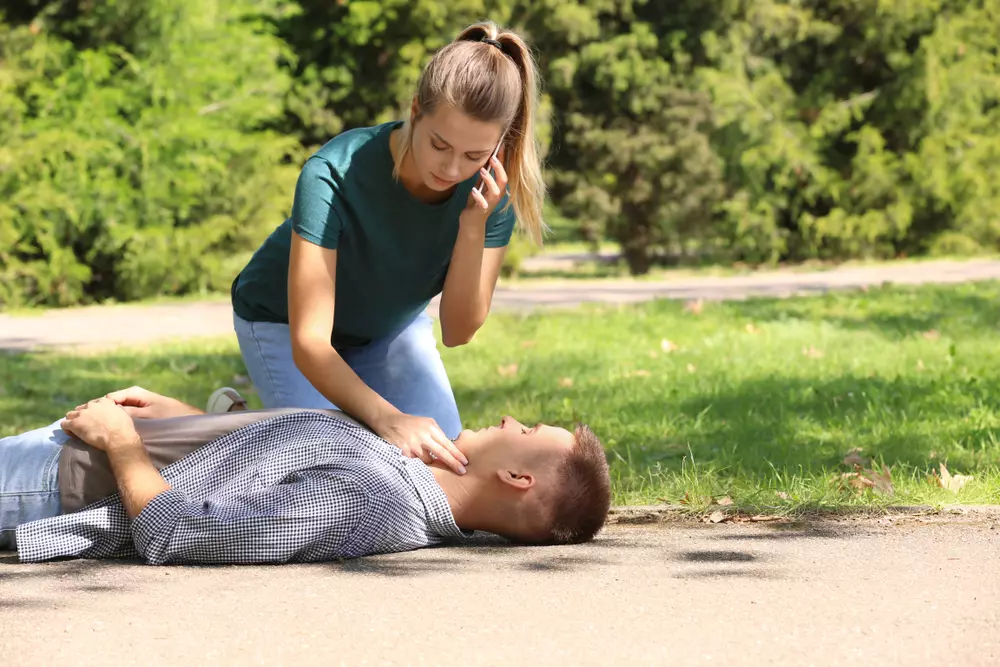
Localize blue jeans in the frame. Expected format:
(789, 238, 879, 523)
(233, 311, 463, 438)
(0, 421, 65, 549)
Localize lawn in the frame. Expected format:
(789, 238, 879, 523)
(3, 281, 999, 511)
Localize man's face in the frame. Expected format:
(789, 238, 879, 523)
(455, 416, 576, 465)
(410, 104, 504, 192)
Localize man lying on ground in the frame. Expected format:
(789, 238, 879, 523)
(1, 387, 611, 565)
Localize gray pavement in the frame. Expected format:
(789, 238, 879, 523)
(2, 258, 1000, 352)
(2, 510, 998, 666)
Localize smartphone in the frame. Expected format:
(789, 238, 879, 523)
(473, 132, 506, 196)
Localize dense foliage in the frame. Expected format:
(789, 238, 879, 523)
(2, 0, 997, 306)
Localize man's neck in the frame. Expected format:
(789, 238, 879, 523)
(430, 466, 488, 531)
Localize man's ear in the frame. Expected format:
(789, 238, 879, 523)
(496, 469, 535, 490)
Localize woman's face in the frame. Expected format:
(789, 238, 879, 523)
(410, 105, 504, 192)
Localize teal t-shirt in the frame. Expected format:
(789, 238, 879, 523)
(231, 121, 516, 349)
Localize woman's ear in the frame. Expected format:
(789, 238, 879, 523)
(410, 96, 420, 121)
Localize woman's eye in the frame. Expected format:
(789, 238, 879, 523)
(431, 142, 447, 151)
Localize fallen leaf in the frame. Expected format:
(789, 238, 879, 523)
(520, 340, 536, 349)
(660, 338, 678, 353)
(625, 369, 651, 378)
(649, 351, 660, 359)
(716, 496, 734, 506)
(865, 464, 894, 496)
(497, 363, 519, 377)
(684, 299, 704, 315)
(745, 323, 761, 334)
(708, 510, 726, 524)
(802, 346, 824, 359)
(922, 330, 941, 341)
(558, 377, 574, 388)
(840, 471, 875, 492)
(916, 359, 925, 370)
(686, 363, 697, 373)
(776, 491, 790, 500)
(842, 448, 868, 467)
(937, 462, 973, 493)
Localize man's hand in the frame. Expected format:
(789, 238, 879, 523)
(61, 397, 142, 453)
(103, 386, 203, 420)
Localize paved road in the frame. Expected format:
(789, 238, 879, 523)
(2, 259, 999, 352)
(2, 510, 997, 666)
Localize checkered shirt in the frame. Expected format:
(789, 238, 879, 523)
(16, 412, 472, 564)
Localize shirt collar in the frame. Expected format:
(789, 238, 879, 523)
(405, 459, 475, 540)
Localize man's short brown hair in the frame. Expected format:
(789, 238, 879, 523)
(539, 424, 611, 544)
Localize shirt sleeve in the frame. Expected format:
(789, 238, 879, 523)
(484, 194, 517, 248)
(290, 156, 345, 249)
(130, 477, 371, 565)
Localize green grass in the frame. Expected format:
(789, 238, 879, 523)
(3, 281, 1000, 511)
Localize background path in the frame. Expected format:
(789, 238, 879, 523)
(3, 259, 999, 352)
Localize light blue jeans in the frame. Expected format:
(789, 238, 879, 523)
(0, 421, 65, 549)
(233, 311, 463, 438)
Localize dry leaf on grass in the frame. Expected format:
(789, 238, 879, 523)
(558, 377, 574, 388)
(916, 359, 925, 370)
(776, 491, 790, 500)
(840, 471, 876, 492)
(708, 511, 726, 524)
(686, 363, 697, 373)
(839, 461, 894, 496)
(934, 463, 973, 493)
(922, 330, 941, 341)
(660, 338, 678, 353)
(520, 340, 537, 349)
(716, 496, 734, 506)
(625, 369, 651, 378)
(684, 299, 704, 315)
(680, 492, 712, 506)
(497, 363, 519, 377)
(745, 323, 761, 334)
(843, 448, 869, 467)
(868, 464, 894, 495)
(802, 346, 824, 359)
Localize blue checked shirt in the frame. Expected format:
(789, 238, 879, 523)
(16, 412, 472, 564)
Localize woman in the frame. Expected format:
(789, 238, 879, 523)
(228, 21, 546, 473)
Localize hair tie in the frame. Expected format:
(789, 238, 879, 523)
(482, 38, 503, 51)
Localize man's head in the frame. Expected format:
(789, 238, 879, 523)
(449, 417, 611, 545)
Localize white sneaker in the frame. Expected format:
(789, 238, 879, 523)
(206, 387, 248, 414)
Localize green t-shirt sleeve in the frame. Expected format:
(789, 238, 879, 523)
(291, 157, 344, 249)
(484, 193, 517, 248)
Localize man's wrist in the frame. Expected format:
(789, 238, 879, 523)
(104, 430, 143, 454)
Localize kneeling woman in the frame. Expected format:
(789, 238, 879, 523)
(229, 21, 546, 465)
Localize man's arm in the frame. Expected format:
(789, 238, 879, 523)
(61, 398, 373, 565)
(61, 398, 172, 518)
